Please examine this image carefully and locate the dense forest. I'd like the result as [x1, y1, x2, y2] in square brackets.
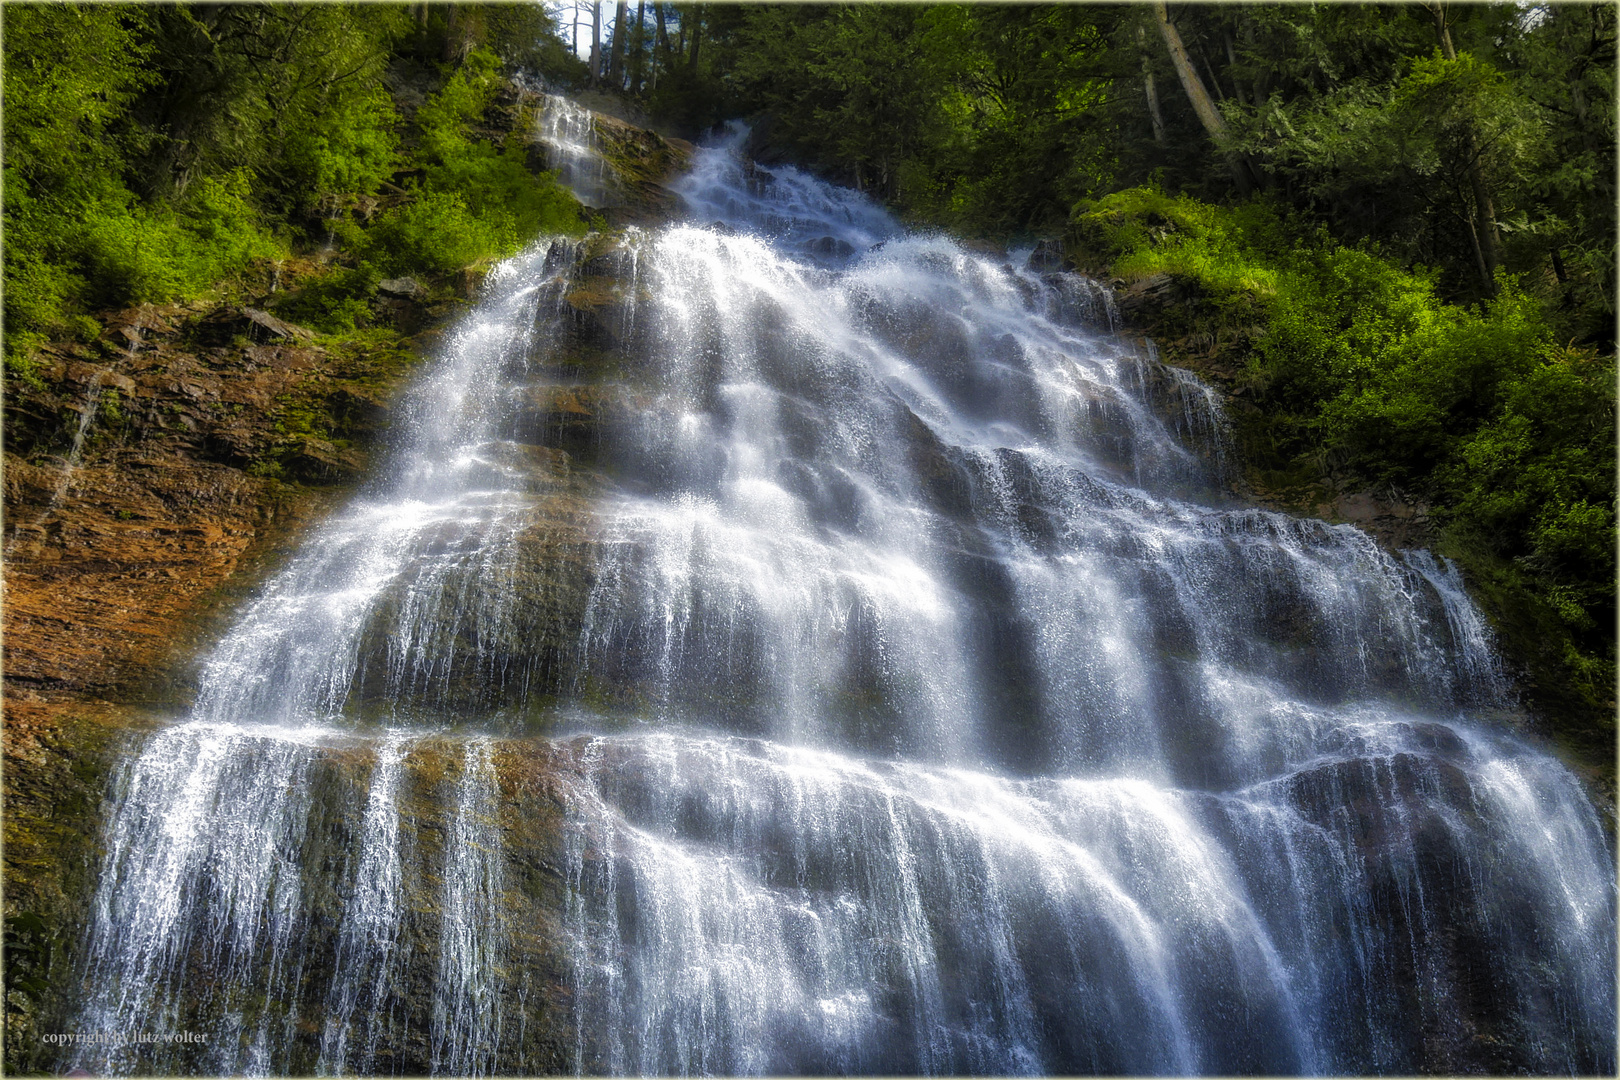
[3, 1, 1614, 762]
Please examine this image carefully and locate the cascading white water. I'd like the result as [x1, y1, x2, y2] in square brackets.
[68, 119, 1614, 1076]
[69, 245, 580, 1075]
[538, 94, 615, 207]
[6, 356, 114, 554]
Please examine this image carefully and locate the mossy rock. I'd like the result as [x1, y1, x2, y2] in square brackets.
[2, 701, 155, 1074]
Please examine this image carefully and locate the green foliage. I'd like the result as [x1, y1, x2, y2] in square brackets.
[366, 191, 509, 276]
[716, 4, 1120, 233]
[72, 173, 284, 307]
[4, 340, 50, 392]
[3, 3, 153, 346]
[1075, 187, 1287, 298]
[1312, 284, 1547, 484]
[2, 5, 582, 351]
[3, 912, 63, 1011]
[274, 266, 380, 334]
[1076, 188, 1570, 483]
[280, 84, 400, 212]
[0, 4, 154, 198]
[1440, 350, 1616, 622]
[125, 4, 412, 208]
[408, 49, 584, 253]
[484, 3, 590, 83]
[1074, 186, 1615, 737]
[634, 2, 1610, 344]
[99, 389, 125, 427]
[1224, 49, 1542, 296]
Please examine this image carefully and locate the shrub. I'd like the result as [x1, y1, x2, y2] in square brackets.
[280, 84, 400, 212]
[364, 190, 506, 276]
[72, 172, 283, 307]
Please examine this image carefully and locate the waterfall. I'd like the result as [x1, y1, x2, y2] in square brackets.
[7, 370, 110, 553]
[68, 119, 1614, 1076]
[538, 94, 614, 207]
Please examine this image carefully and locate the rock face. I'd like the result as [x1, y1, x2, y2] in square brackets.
[1, 90, 696, 1074]
[532, 90, 693, 225]
[1, 302, 418, 1070]
[4, 309, 407, 698]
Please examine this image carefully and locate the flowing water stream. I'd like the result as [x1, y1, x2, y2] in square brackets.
[67, 119, 1614, 1076]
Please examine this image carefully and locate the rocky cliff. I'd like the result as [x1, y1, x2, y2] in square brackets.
[1, 88, 689, 1072]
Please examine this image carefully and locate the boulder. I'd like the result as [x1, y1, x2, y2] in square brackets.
[241, 307, 315, 343]
[328, 387, 391, 436]
[377, 276, 427, 300]
[1116, 272, 1192, 324]
[807, 235, 856, 259]
[1026, 240, 1065, 273]
[64, 363, 136, 395]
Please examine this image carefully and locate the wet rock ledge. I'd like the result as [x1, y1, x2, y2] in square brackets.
[0, 91, 692, 1072]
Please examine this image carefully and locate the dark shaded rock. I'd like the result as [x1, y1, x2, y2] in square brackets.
[1026, 239, 1065, 273]
[377, 276, 427, 300]
[807, 235, 855, 259]
[242, 307, 315, 342]
[1117, 272, 1193, 324]
[192, 306, 315, 347]
[741, 112, 793, 167]
[283, 438, 366, 483]
[457, 266, 489, 298]
[1315, 488, 1434, 549]
[959, 237, 1008, 259]
[328, 387, 392, 437]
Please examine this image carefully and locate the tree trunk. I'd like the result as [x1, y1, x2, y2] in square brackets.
[1241, 18, 1267, 105]
[687, 4, 703, 71]
[1152, 2, 1251, 194]
[1144, 65, 1168, 145]
[1465, 161, 1502, 291]
[444, 5, 459, 62]
[1430, 1, 1501, 293]
[1224, 30, 1246, 106]
[1464, 217, 1493, 297]
[654, 3, 670, 87]
[1153, 4, 1227, 140]
[608, 1, 629, 88]
[1135, 26, 1167, 145]
[443, 5, 478, 64]
[589, 1, 602, 86]
[630, 2, 646, 94]
[1199, 50, 1226, 102]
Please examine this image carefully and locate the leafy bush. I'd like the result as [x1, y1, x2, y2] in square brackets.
[273, 266, 381, 334]
[365, 191, 509, 276]
[1074, 186, 1290, 299]
[409, 48, 585, 252]
[73, 172, 283, 307]
[2, 10, 581, 353]
[280, 84, 400, 212]
[1072, 186, 1615, 731]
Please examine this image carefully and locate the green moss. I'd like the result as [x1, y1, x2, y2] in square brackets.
[98, 388, 124, 426]
[3, 342, 50, 392]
